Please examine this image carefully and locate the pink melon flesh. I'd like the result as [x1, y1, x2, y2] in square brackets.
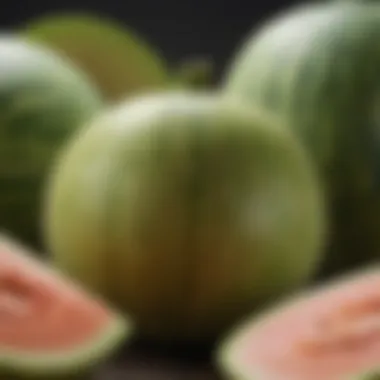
[221, 268, 380, 380]
[0, 234, 127, 353]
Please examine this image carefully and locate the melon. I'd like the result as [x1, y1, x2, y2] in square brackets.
[0, 35, 102, 249]
[43, 91, 326, 342]
[216, 265, 380, 380]
[0, 233, 130, 378]
[222, 1, 380, 276]
[22, 13, 216, 100]
[22, 13, 170, 102]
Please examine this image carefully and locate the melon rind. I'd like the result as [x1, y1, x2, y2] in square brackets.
[43, 92, 326, 341]
[215, 265, 380, 380]
[0, 35, 102, 250]
[0, 233, 133, 377]
[222, 1, 380, 278]
[22, 12, 170, 102]
[2, 314, 131, 378]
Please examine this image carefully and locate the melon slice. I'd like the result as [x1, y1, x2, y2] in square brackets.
[216, 267, 380, 380]
[0, 233, 131, 377]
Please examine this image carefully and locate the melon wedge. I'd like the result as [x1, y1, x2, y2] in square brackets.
[216, 266, 380, 380]
[0, 233, 131, 378]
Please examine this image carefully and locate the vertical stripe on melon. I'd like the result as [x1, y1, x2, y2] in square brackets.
[217, 266, 380, 380]
[0, 233, 131, 378]
[0, 35, 102, 250]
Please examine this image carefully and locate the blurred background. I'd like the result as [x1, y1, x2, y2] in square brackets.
[1, 0, 300, 80]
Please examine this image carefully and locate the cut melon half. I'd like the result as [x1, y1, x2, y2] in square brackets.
[0, 233, 131, 377]
[216, 266, 380, 380]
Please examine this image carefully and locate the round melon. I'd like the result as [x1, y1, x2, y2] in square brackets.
[43, 91, 326, 342]
[217, 265, 380, 380]
[0, 232, 130, 378]
[22, 13, 171, 102]
[223, 1, 380, 277]
[0, 35, 102, 249]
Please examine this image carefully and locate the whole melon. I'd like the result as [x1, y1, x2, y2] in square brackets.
[22, 13, 169, 102]
[22, 13, 214, 101]
[0, 35, 102, 248]
[43, 91, 326, 342]
[216, 266, 380, 380]
[223, 1, 380, 277]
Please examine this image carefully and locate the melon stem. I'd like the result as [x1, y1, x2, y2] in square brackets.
[171, 57, 214, 89]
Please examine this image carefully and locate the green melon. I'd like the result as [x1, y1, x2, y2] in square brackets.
[0, 232, 130, 379]
[223, 1, 380, 277]
[0, 35, 102, 249]
[22, 13, 171, 102]
[43, 91, 326, 342]
[216, 265, 380, 380]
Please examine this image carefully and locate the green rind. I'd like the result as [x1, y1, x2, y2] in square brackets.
[22, 12, 170, 101]
[335, 0, 378, 3]
[215, 265, 380, 380]
[2, 315, 131, 378]
[0, 232, 133, 378]
[0, 35, 102, 249]
[44, 91, 326, 342]
[224, 2, 380, 170]
[223, 2, 380, 277]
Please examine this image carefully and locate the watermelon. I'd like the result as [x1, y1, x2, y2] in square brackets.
[43, 91, 326, 342]
[216, 266, 380, 380]
[0, 233, 130, 378]
[22, 12, 170, 102]
[22, 13, 213, 101]
[0, 35, 102, 248]
[222, 1, 380, 276]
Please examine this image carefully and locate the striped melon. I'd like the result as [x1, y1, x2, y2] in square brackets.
[43, 91, 326, 342]
[223, 1, 380, 277]
[0, 35, 102, 249]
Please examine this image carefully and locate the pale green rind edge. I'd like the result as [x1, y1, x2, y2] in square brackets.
[214, 264, 380, 380]
[2, 313, 132, 377]
[215, 314, 261, 380]
[0, 232, 134, 377]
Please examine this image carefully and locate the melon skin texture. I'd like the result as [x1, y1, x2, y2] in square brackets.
[22, 13, 172, 102]
[0, 233, 131, 379]
[223, 2, 380, 277]
[43, 91, 326, 342]
[0, 35, 102, 249]
[216, 266, 380, 380]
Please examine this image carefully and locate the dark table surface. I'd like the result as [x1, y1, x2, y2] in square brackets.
[94, 340, 221, 380]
